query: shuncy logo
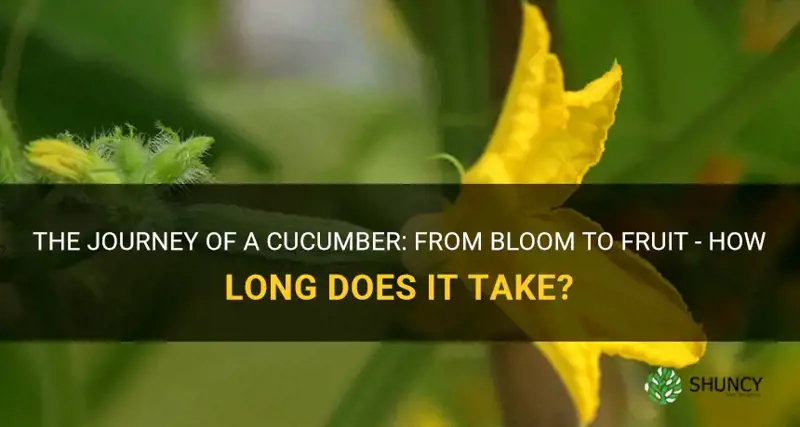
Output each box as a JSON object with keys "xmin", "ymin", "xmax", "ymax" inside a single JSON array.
[
  {"xmin": 644, "ymin": 367, "xmax": 682, "ymax": 405},
  {"xmin": 688, "ymin": 376, "xmax": 762, "ymax": 397}
]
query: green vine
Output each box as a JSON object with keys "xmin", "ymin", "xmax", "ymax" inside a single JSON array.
[
  {"xmin": 0, "ymin": 97, "xmax": 28, "ymax": 182},
  {"xmin": 0, "ymin": 98, "xmax": 219, "ymax": 427}
]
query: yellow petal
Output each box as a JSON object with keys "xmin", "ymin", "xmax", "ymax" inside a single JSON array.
[
  {"xmin": 469, "ymin": 207, "xmax": 704, "ymax": 426},
  {"xmin": 26, "ymin": 139, "xmax": 92, "ymax": 181},
  {"xmin": 548, "ymin": 208, "xmax": 707, "ymax": 343},
  {"xmin": 436, "ymin": 195, "xmax": 704, "ymax": 426},
  {"xmin": 464, "ymin": 3, "xmax": 568, "ymax": 185},
  {"xmin": 555, "ymin": 62, "xmax": 622, "ymax": 185},
  {"xmin": 512, "ymin": 62, "xmax": 621, "ymax": 186},
  {"xmin": 26, "ymin": 138, "xmax": 121, "ymax": 183},
  {"xmin": 492, "ymin": 62, "xmax": 621, "ymax": 191},
  {"xmin": 599, "ymin": 341, "xmax": 706, "ymax": 368},
  {"xmin": 468, "ymin": 63, "xmax": 622, "ymax": 210},
  {"xmin": 485, "ymin": 2, "xmax": 553, "ymax": 155},
  {"xmin": 507, "ymin": 61, "xmax": 623, "ymax": 215},
  {"xmin": 535, "ymin": 342, "xmax": 601, "ymax": 426},
  {"xmin": 27, "ymin": 139, "xmax": 88, "ymax": 158},
  {"xmin": 545, "ymin": 209, "xmax": 707, "ymax": 398}
]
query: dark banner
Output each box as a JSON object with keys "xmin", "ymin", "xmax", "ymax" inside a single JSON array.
[{"xmin": 0, "ymin": 184, "xmax": 796, "ymax": 341}]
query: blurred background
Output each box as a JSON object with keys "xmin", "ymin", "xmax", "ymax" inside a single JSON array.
[{"xmin": 0, "ymin": 0, "xmax": 799, "ymax": 426}]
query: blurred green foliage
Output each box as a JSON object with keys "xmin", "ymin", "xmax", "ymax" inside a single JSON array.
[
  {"xmin": 0, "ymin": 0, "xmax": 272, "ymax": 176},
  {"xmin": 554, "ymin": 0, "xmax": 800, "ymax": 181}
]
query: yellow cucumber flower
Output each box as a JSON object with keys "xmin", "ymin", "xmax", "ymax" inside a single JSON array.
[
  {"xmin": 406, "ymin": 3, "xmax": 706, "ymax": 425},
  {"xmin": 26, "ymin": 139, "xmax": 121, "ymax": 183}
]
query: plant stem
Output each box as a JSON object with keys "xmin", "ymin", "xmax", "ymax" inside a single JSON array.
[
  {"xmin": 391, "ymin": 0, "xmax": 494, "ymax": 175},
  {"xmin": 0, "ymin": 97, "xmax": 27, "ymax": 181},
  {"xmin": 625, "ymin": 0, "xmax": 664, "ymax": 122},
  {"xmin": 390, "ymin": 0, "xmax": 431, "ymax": 54},
  {"xmin": 323, "ymin": 1, "xmax": 496, "ymax": 426},
  {"xmin": 623, "ymin": 21, "xmax": 800, "ymax": 182},
  {"xmin": 1, "ymin": 0, "xmax": 42, "ymax": 126},
  {"xmin": 32, "ymin": 343, "xmax": 83, "ymax": 427},
  {"xmin": 432, "ymin": 0, "xmax": 493, "ymax": 171},
  {"xmin": 322, "ymin": 344, "xmax": 436, "ymax": 427}
]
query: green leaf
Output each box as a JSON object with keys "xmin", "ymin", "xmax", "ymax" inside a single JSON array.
[
  {"xmin": 557, "ymin": 0, "xmax": 738, "ymax": 181},
  {"xmin": 0, "ymin": 0, "xmax": 189, "ymax": 90},
  {"xmin": 692, "ymin": 0, "xmax": 742, "ymax": 47},
  {"xmin": 737, "ymin": 69, "xmax": 800, "ymax": 170},
  {"xmin": 0, "ymin": 23, "xmax": 274, "ymax": 173},
  {"xmin": 623, "ymin": 20, "xmax": 800, "ymax": 181}
]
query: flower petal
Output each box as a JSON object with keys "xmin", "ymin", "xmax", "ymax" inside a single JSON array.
[
  {"xmin": 26, "ymin": 139, "xmax": 121, "ymax": 183},
  {"xmin": 534, "ymin": 342, "xmax": 602, "ymax": 426},
  {"xmin": 521, "ymin": 62, "xmax": 622, "ymax": 192},
  {"xmin": 485, "ymin": 2, "xmax": 552, "ymax": 155},
  {"xmin": 561, "ymin": 62, "xmax": 622, "ymax": 184},
  {"xmin": 26, "ymin": 139, "xmax": 92, "ymax": 181},
  {"xmin": 471, "ymin": 62, "xmax": 622, "ymax": 211},
  {"xmin": 599, "ymin": 342, "xmax": 706, "ymax": 367},
  {"xmin": 547, "ymin": 208, "xmax": 707, "ymax": 363},
  {"xmin": 464, "ymin": 3, "xmax": 568, "ymax": 185}
]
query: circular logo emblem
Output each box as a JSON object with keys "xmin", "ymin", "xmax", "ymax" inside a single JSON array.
[{"xmin": 645, "ymin": 367, "xmax": 682, "ymax": 405}]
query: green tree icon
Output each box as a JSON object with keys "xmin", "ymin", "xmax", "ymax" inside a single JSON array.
[{"xmin": 644, "ymin": 367, "xmax": 682, "ymax": 405}]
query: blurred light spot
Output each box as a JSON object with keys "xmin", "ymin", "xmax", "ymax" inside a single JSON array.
[
  {"xmin": 392, "ymin": 397, "xmax": 452, "ymax": 427},
  {"xmin": 742, "ymin": 0, "xmax": 800, "ymax": 52}
]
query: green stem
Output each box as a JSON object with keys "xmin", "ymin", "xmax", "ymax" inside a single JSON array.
[
  {"xmin": 0, "ymin": 97, "xmax": 27, "ymax": 182},
  {"xmin": 392, "ymin": 0, "xmax": 494, "ymax": 177},
  {"xmin": 390, "ymin": 0, "xmax": 431, "ymax": 54},
  {"xmin": 32, "ymin": 344, "xmax": 83, "ymax": 427},
  {"xmin": 1, "ymin": 0, "xmax": 42, "ymax": 127},
  {"xmin": 324, "ymin": 2, "xmax": 497, "ymax": 425},
  {"xmin": 433, "ymin": 0, "xmax": 493, "ymax": 171},
  {"xmin": 625, "ymin": 0, "xmax": 664, "ymax": 122},
  {"xmin": 84, "ymin": 344, "xmax": 150, "ymax": 419},
  {"xmin": 622, "ymin": 21, "xmax": 800, "ymax": 182},
  {"xmin": 322, "ymin": 344, "xmax": 437, "ymax": 427}
]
